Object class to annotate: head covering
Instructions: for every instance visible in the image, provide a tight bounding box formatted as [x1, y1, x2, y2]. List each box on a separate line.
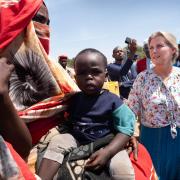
[0, 0, 79, 144]
[0, 0, 43, 52]
[58, 54, 68, 61]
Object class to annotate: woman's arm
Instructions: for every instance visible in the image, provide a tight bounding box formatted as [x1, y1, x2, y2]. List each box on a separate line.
[0, 58, 32, 160]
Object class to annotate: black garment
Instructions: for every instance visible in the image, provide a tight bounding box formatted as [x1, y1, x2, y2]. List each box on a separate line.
[107, 59, 134, 99]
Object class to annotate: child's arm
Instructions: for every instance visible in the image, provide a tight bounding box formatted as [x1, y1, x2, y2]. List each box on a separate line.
[0, 58, 32, 160]
[86, 103, 135, 170]
[85, 133, 130, 170]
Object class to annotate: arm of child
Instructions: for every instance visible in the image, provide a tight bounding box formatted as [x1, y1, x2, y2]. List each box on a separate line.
[86, 103, 135, 170]
[0, 57, 32, 160]
[85, 133, 130, 170]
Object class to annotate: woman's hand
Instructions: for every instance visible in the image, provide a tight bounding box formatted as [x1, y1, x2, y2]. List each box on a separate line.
[126, 136, 139, 161]
[85, 148, 111, 170]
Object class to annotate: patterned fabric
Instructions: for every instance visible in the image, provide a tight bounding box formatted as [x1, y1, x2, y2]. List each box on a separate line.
[0, 136, 36, 179]
[0, 0, 43, 51]
[57, 134, 157, 180]
[0, 136, 22, 179]
[32, 2, 50, 54]
[0, 0, 79, 143]
[7, 142, 37, 180]
[57, 134, 114, 180]
[18, 95, 67, 123]
[127, 67, 180, 129]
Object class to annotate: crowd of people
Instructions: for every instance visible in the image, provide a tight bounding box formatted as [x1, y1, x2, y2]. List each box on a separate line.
[0, 0, 180, 180]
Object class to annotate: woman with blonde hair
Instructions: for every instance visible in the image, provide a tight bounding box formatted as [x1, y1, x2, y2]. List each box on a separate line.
[127, 31, 180, 179]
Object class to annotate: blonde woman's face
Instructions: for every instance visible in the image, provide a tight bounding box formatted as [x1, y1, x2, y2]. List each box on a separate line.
[149, 36, 176, 66]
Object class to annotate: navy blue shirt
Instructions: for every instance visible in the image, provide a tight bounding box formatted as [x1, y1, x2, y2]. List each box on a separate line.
[68, 90, 135, 144]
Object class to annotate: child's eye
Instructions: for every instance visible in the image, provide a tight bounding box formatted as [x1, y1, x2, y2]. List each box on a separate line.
[91, 69, 103, 75]
[76, 71, 86, 76]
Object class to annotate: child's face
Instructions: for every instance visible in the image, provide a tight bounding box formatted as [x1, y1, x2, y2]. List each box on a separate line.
[75, 53, 107, 95]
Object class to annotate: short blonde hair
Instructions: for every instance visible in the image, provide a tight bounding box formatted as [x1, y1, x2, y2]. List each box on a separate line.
[148, 31, 178, 63]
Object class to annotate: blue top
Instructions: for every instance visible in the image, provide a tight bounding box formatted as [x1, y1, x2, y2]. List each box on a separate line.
[68, 90, 135, 144]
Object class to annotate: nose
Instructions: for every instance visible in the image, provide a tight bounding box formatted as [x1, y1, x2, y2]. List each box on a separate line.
[153, 48, 157, 53]
[151, 47, 157, 54]
[85, 73, 93, 80]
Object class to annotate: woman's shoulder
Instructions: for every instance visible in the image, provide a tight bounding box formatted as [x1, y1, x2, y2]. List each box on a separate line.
[172, 66, 180, 75]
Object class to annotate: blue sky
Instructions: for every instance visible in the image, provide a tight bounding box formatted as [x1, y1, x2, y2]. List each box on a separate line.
[44, 0, 180, 62]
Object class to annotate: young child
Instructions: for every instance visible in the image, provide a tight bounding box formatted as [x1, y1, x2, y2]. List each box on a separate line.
[37, 48, 136, 180]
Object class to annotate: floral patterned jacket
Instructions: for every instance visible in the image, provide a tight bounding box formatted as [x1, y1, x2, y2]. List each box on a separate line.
[126, 67, 180, 132]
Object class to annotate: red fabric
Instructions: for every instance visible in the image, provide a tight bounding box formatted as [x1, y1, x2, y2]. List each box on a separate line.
[6, 142, 36, 180]
[131, 143, 157, 180]
[0, 0, 42, 51]
[38, 37, 49, 54]
[136, 58, 147, 74]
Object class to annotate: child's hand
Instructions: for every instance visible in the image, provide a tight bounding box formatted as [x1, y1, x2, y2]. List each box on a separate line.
[125, 136, 138, 161]
[0, 57, 14, 94]
[85, 148, 111, 170]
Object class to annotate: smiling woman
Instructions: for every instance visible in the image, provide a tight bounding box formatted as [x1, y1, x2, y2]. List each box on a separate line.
[127, 31, 180, 180]
[149, 32, 178, 67]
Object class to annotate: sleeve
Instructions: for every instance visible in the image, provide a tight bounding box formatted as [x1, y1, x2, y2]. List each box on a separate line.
[120, 59, 134, 76]
[130, 62, 138, 79]
[125, 73, 144, 116]
[112, 103, 136, 136]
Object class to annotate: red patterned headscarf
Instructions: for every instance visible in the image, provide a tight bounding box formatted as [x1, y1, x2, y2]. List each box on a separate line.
[0, 0, 50, 54]
[0, 0, 43, 51]
[0, 0, 79, 144]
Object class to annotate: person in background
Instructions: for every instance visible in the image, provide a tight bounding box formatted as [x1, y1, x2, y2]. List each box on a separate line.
[136, 41, 154, 74]
[127, 31, 180, 179]
[37, 48, 136, 180]
[107, 40, 137, 99]
[58, 54, 75, 79]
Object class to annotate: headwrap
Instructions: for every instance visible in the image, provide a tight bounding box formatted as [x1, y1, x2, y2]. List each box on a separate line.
[0, 0, 79, 143]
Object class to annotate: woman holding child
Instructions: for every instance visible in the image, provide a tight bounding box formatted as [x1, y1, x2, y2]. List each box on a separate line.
[127, 31, 180, 179]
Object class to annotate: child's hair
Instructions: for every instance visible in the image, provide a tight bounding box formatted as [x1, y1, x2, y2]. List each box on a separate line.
[74, 48, 107, 69]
